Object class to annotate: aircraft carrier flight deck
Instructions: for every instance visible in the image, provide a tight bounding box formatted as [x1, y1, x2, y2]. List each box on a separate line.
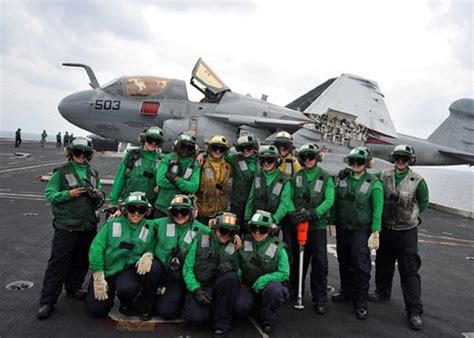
[0, 140, 472, 338]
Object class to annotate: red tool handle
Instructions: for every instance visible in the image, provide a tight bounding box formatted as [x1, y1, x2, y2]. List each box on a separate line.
[297, 221, 309, 246]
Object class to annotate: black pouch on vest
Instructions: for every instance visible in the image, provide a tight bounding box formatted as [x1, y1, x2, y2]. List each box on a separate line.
[119, 242, 135, 250]
[143, 171, 154, 179]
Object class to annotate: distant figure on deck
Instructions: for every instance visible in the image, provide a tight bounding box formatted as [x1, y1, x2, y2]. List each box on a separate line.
[56, 132, 62, 148]
[15, 128, 22, 147]
[63, 132, 69, 147]
[41, 130, 48, 147]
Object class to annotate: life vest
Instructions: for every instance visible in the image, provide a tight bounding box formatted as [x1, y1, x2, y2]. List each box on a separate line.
[230, 153, 257, 208]
[253, 170, 290, 215]
[381, 168, 422, 230]
[196, 158, 231, 217]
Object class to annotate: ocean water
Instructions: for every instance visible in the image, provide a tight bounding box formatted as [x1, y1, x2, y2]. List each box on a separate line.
[414, 166, 473, 212]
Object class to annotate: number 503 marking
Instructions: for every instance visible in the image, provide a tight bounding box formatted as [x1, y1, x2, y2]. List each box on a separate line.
[95, 100, 121, 110]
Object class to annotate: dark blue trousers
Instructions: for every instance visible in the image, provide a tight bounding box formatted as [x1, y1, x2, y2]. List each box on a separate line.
[86, 261, 161, 317]
[234, 282, 289, 326]
[183, 272, 240, 331]
[39, 229, 95, 305]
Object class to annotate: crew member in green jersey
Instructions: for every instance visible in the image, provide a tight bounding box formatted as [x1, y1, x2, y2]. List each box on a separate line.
[154, 133, 201, 217]
[182, 212, 240, 336]
[37, 137, 104, 320]
[235, 210, 290, 334]
[368, 145, 429, 331]
[108, 127, 164, 218]
[330, 146, 383, 321]
[87, 193, 158, 321]
[291, 143, 334, 314]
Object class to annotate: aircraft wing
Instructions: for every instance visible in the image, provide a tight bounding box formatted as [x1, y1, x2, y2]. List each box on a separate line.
[298, 74, 398, 138]
[205, 113, 307, 132]
[438, 150, 474, 165]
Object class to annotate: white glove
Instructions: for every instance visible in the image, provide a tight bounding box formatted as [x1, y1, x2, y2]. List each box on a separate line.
[136, 252, 153, 275]
[328, 225, 337, 238]
[368, 232, 380, 251]
[93, 272, 108, 301]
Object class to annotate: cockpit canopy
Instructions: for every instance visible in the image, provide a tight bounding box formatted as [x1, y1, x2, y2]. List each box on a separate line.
[102, 76, 188, 100]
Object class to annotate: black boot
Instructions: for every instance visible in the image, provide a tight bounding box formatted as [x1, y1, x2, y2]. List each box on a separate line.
[355, 307, 368, 320]
[37, 304, 53, 320]
[367, 290, 390, 302]
[67, 289, 87, 300]
[408, 314, 423, 330]
[331, 292, 351, 303]
[140, 303, 153, 321]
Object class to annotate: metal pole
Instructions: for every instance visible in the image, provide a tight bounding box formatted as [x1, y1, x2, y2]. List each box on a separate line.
[294, 245, 305, 310]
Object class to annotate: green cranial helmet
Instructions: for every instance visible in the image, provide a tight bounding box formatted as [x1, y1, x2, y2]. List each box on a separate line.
[348, 146, 371, 160]
[122, 192, 151, 208]
[176, 132, 197, 145]
[391, 144, 416, 163]
[168, 194, 193, 210]
[298, 143, 319, 155]
[248, 210, 274, 227]
[215, 212, 240, 230]
[69, 136, 93, 151]
[236, 133, 258, 147]
[258, 145, 279, 158]
[144, 126, 164, 140]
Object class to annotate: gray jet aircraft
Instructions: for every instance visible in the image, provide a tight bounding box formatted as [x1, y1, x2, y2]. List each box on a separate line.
[58, 58, 474, 169]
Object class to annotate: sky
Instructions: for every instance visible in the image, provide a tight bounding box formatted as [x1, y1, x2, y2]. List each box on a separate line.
[0, 0, 472, 139]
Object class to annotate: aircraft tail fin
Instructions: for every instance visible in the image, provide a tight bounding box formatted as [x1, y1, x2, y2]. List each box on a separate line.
[285, 78, 336, 111]
[427, 98, 474, 154]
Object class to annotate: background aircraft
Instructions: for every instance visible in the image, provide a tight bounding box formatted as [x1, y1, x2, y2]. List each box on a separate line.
[58, 58, 474, 172]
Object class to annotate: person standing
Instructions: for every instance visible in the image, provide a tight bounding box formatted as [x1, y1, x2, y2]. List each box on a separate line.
[235, 210, 290, 334]
[87, 192, 159, 320]
[182, 212, 240, 336]
[329, 146, 383, 320]
[56, 132, 62, 148]
[196, 135, 232, 226]
[291, 143, 334, 314]
[368, 145, 429, 330]
[63, 132, 69, 147]
[226, 133, 259, 232]
[108, 127, 164, 218]
[244, 145, 294, 228]
[15, 128, 22, 147]
[154, 133, 201, 218]
[41, 130, 48, 147]
[271, 131, 301, 177]
[37, 136, 104, 320]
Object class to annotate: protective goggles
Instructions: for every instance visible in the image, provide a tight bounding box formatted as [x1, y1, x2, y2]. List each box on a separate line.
[178, 142, 195, 153]
[260, 157, 276, 165]
[210, 144, 228, 153]
[299, 153, 316, 162]
[72, 148, 93, 158]
[145, 136, 163, 146]
[249, 224, 269, 234]
[126, 204, 149, 214]
[273, 141, 291, 149]
[236, 145, 254, 152]
[170, 207, 191, 217]
[217, 226, 237, 237]
[348, 158, 366, 166]
[393, 154, 410, 163]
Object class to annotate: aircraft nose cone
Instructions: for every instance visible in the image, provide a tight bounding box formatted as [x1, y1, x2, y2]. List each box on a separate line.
[58, 90, 93, 128]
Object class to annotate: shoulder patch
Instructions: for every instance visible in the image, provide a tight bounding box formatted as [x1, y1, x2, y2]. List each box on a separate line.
[243, 240, 253, 252]
[201, 234, 210, 248]
[112, 222, 122, 238]
[225, 243, 236, 255]
[265, 243, 278, 258]
[166, 223, 176, 237]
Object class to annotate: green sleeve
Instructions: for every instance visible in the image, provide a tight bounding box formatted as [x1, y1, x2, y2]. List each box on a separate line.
[252, 247, 289, 293]
[416, 179, 430, 212]
[175, 164, 201, 193]
[315, 177, 335, 217]
[224, 153, 236, 165]
[371, 181, 384, 232]
[182, 238, 201, 292]
[109, 157, 128, 206]
[244, 183, 256, 221]
[273, 181, 294, 223]
[89, 224, 109, 272]
[156, 156, 176, 189]
[44, 170, 72, 204]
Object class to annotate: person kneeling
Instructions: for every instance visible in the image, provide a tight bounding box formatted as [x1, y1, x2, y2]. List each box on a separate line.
[87, 192, 159, 321]
[235, 210, 290, 334]
[182, 212, 240, 337]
